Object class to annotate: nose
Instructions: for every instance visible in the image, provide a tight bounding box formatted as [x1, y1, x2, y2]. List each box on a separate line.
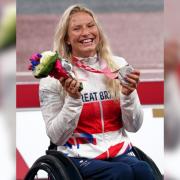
[81, 26, 90, 36]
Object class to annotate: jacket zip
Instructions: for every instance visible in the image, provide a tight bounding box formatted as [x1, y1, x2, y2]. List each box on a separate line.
[99, 101, 110, 158]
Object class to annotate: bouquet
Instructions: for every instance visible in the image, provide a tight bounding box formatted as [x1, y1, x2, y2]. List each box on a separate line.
[28, 51, 83, 91]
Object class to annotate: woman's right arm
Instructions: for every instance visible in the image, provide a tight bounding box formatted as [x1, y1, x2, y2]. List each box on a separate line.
[39, 77, 83, 145]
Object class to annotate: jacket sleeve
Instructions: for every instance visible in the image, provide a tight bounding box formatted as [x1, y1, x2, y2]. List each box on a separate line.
[112, 56, 143, 132]
[39, 77, 83, 145]
[120, 90, 143, 132]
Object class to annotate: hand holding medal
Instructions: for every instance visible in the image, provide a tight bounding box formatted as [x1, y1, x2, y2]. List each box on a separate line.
[118, 64, 140, 96]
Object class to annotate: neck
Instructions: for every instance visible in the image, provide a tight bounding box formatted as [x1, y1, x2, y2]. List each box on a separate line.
[72, 51, 97, 58]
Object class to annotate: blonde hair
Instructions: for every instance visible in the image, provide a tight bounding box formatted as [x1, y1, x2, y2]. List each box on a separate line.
[53, 4, 121, 99]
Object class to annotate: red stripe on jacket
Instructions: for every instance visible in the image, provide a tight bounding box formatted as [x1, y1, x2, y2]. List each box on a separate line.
[95, 142, 124, 159]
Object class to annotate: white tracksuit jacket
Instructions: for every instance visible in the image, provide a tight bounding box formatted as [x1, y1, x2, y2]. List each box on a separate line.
[39, 56, 143, 159]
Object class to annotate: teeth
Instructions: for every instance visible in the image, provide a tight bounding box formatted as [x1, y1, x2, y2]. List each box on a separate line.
[82, 39, 93, 43]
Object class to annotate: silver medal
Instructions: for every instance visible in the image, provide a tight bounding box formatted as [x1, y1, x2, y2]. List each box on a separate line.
[118, 64, 134, 85]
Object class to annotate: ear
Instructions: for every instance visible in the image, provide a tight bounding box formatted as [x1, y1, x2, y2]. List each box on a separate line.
[66, 37, 71, 45]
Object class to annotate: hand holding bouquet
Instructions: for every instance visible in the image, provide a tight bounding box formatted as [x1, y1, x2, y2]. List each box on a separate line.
[28, 51, 83, 91]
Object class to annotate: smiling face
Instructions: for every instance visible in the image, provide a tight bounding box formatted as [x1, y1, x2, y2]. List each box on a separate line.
[67, 12, 100, 58]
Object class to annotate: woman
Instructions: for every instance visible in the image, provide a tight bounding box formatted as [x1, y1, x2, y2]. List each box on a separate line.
[39, 4, 155, 180]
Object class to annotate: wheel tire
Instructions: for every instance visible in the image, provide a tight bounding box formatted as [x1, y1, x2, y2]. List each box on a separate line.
[24, 154, 70, 180]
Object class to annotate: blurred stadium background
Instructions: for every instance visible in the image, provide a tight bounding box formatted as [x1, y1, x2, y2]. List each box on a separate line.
[15, 0, 164, 179]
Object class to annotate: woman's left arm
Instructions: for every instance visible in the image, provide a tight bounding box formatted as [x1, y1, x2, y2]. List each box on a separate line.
[120, 70, 143, 132]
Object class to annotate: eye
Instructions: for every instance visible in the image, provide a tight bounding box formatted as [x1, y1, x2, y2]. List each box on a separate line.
[73, 26, 81, 31]
[88, 23, 95, 28]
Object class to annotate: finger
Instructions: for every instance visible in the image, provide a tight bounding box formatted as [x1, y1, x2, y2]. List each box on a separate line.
[69, 79, 77, 88]
[67, 80, 77, 92]
[125, 76, 137, 86]
[67, 79, 77, 92]
[122, 83, 135, 91]
[132, 70, 140, 75]
[64, 78, 73, 89]
[126, 73, 140, 83]
[59, 77, 66, 86]
[67, 87, 74, 93]
[71, 81, 80, 93]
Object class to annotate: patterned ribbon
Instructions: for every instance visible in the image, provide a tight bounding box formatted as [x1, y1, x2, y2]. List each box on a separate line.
[72, 56, 119, 79]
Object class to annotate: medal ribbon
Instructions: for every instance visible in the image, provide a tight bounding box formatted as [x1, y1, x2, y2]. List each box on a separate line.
[72, 56, 119, 79]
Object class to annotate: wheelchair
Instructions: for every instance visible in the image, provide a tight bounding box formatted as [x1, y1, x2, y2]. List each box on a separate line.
[24, 142, 163, 180]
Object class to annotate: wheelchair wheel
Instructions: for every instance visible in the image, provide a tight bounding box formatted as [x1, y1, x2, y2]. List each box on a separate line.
[46, 150, 83, 180]
[24, 154, 70, 180]
[132, 146, 163, 180]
